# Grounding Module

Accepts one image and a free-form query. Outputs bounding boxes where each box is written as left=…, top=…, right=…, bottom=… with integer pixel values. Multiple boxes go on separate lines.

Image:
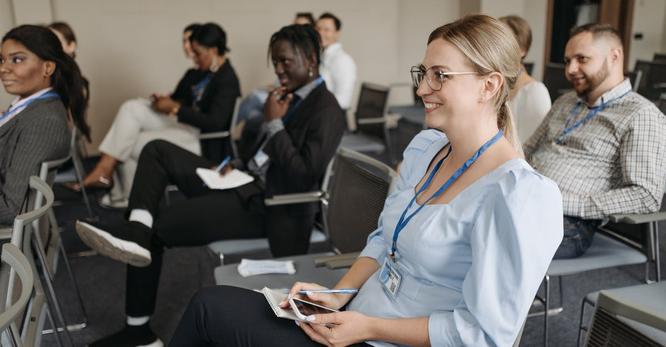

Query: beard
left=573, top=60, right=610, bottom=101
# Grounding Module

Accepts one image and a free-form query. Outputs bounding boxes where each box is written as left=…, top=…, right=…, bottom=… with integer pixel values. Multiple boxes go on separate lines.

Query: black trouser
left=125, top=140, right=266, bottom=317
left=169, top=286, right=371, bottom=347
left=553, top=216, right=599, bottom=259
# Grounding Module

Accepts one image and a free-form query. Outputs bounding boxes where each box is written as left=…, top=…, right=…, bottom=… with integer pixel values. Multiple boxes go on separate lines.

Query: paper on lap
left=196, top=168, right=254, bottom=190
left=262, top=287, right=300, bottom=321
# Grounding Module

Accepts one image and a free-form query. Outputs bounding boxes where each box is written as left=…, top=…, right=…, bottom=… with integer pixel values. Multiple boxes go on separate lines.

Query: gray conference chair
left=33, top=153, right=89, bottom=334
left=205, top=157, right=335, bottom=265
left=0, top=244, right=34, bottom=347
left=533, top=220, right=660, bottom=347
left=214, top=147, right=397, bottom=290
left=53, top=127, right=95, bottom=220
left=634, top=60, right=666, bottom=101
left=543, top=62, right=571, bottom=101
left=5, top=177, right=71, bottom=346
left=584, top=282, right=666, bottom=346
left=340, top=82, right=395, bottom=164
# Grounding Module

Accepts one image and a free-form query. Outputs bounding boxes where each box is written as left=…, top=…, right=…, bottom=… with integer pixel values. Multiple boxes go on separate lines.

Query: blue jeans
left=553, top=216, right=599, bottom=259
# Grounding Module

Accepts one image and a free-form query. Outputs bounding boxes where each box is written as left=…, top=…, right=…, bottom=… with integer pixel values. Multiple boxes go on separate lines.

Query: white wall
left=480, top=0, right=548, bottom=81
left=0, top=0, right=555, bottom=148
left=0, top=0, right=15, bottom=107
left=629, top=0, right=666, bottom=68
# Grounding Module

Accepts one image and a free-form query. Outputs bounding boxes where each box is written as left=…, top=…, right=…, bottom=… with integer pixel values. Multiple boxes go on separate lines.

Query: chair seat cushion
left=547, top=234, right=647, bottom=276
left=207, top=229, right=326, bottom=256
left=341, top=133, right=385, bottom=153
left=214, top=253, right=347, bottom=290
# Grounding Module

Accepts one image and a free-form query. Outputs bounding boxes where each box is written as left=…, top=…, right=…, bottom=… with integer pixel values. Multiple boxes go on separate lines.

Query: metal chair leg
left=544, top=274, right=550, bottom=347
left=71, top=150, right=95, bottom=220
left=57, top=242, right=88, bottom=330
left=45, top=305, right=66, bottom=347
left=577, top=295, right=594, bottom=347
left=653, top=221, right=661, bottom=282
left=32, top=238, right=74, bottom=346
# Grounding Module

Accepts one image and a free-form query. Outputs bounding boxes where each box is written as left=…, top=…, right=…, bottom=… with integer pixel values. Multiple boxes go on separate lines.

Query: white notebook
left=261, top=287, right=300, bottom=321
left=196, top=168, right=254, bottom=190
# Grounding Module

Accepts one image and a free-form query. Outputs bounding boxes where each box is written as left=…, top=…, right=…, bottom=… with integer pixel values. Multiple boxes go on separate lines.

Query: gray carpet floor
left=41, top=181, right=666, bottom=347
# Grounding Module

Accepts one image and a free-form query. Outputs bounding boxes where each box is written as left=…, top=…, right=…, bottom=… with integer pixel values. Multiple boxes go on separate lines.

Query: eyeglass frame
left=410, top=65, right=479, bottom=91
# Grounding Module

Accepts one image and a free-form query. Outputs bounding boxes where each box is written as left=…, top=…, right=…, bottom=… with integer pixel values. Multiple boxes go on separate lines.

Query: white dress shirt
left=320, top=42, right=357, bottom=109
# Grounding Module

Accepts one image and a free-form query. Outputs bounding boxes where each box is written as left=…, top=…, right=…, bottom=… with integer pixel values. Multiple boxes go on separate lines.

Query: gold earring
left=308, top=68, right=313, bottom=78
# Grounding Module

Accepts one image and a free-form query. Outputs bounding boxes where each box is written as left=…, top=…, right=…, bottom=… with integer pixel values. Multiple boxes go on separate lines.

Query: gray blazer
left=0, top=97, right=70, bottom=224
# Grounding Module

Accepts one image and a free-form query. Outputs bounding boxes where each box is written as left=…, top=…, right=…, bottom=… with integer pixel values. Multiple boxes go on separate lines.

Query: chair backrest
left=658, top=96, right=666, bottom=114
left=653, top=53, right=666, bottom=63
left=625, top=70, right=642, bottom=92
left=0, top=244, right=34, bottom=347
left=523, top=61, right=534, bottom=75
left=323, top=147, right=397, bottom=253
left=354, top=82, right=390, bottom=139
left=11, top=177, right=53, bottom=250
left=200, top=97, right=243, bottom=162
left=585, top=283, right=666, bottom=346
left=542, top=62, right=570, bottom=102
left=634, top=60, right=666, bottom=101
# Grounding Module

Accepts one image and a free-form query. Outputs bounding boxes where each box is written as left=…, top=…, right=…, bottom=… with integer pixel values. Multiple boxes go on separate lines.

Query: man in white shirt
left=316, top=12, right=357, bottom=110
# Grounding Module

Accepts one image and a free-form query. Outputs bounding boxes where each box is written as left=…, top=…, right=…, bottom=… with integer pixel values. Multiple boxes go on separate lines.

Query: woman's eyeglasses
left=410, top=66, right=478, bottom=91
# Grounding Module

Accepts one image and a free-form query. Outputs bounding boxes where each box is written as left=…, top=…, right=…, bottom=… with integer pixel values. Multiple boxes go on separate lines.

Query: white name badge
left=253, top=149, right=270, bottom=167
left=379, top=258, right=402, bottom=299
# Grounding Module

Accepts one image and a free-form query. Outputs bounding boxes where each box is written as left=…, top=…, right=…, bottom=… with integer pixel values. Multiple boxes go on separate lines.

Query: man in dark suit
left=75, top=24, right=346, bottom=346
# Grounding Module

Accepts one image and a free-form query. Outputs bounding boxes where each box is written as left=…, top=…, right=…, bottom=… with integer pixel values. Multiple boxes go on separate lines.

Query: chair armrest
left=314, top=252, right=360, bottom=267
left=199, top=131, right=230, bottom=140
left=326, top=258, right=357, bottom=269
left=264, top=191, right=324, bottom=206
left=609, top=211, right=666, bottom=224
left=356, top=117, right=387, bottom=125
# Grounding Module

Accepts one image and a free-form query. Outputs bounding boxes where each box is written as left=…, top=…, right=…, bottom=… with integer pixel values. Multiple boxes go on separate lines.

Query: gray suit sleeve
left=0, top=108, right=70, bottom=224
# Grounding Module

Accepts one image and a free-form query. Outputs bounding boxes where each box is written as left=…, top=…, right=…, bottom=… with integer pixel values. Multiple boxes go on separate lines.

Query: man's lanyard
left=556, top=91, right=629, bottom=144
left=390, top=129, right=505, bottom=259
left=1, top=90, right=60, bottom=123
left=282, top=77, right=324, bottom=124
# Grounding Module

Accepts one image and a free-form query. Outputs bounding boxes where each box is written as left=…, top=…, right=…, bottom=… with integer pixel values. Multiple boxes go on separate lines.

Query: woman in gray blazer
left=0, top=24, right=89, bottom=225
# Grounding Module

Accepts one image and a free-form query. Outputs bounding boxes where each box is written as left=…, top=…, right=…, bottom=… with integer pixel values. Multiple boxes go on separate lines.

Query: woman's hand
left=299, top=311, right=375, bottom=347
left=263, top=86, right=292, bottom=121
left=152, top=95, right=180, bottom=115
left=279, top=282, right=351, bottom=311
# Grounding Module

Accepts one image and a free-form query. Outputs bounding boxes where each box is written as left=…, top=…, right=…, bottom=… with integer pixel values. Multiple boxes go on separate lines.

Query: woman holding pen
left=169, top=15, right=563, bottom=347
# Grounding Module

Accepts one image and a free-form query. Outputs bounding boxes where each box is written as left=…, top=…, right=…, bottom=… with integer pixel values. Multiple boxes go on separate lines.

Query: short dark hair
left=3, top=25, right=90, bottom=140
left=268, top=24, right=321, bottom=66
left=190, top=22, right=229, bottom=53
left=183, top=23, right=201, bottom=34
left=295, top=12, right=316, bottom=26
left=318, top=12, right=341, bottom=31
left=570, top=23, right=622, bottom=46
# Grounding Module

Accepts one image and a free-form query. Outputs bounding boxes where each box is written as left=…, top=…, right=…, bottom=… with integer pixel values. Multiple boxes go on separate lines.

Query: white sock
left=127, top=315, right=150, bottom=326
left=129, top=209, right=153, bottom=229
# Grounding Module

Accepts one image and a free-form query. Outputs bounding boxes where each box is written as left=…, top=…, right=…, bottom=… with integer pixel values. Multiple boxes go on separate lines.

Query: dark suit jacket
left=176, top=61, right=241, bottom=162
left=235, top=82, right=346, bottom=256
left=0, top=98, right=70, bottom=224
left=170, top=68, right=208, bottom=106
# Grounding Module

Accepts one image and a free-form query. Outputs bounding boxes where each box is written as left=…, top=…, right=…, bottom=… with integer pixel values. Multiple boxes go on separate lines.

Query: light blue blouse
left=348, top=130, right=563, bottom=347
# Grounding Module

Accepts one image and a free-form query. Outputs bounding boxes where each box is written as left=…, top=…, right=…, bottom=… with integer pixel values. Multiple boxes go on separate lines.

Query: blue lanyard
left=191, top=73, right=213, bottom=104
left=390, top=129, right=505, bottom=258
left=282, top=77, right=324, bottom=124
left=556, top=91, right=629, bottom=144
left=1, top=91, right=60, bottom=122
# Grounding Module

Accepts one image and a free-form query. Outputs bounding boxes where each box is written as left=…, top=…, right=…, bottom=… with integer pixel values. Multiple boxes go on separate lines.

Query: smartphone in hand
left=289, top=297, right=338, bottom=321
